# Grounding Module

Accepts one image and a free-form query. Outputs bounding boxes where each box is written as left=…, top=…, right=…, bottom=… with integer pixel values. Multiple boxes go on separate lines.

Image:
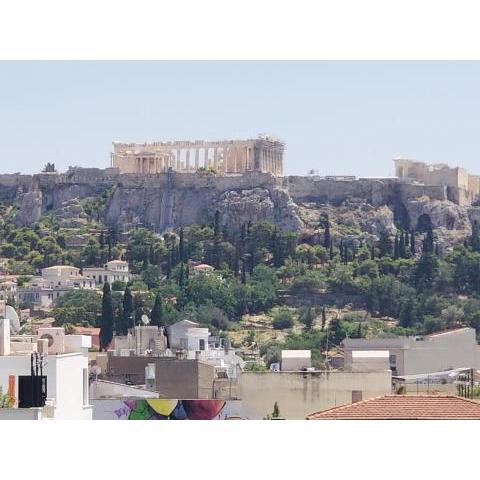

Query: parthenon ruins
left=111, top=134, right=284, bottom=176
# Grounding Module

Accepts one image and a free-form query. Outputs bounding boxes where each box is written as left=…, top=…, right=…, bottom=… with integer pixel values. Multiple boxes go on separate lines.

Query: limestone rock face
left=404, top=196, right=472, bottom=250
left=55, top=199, right=89, bottom=228
left=296, top=199, right=396, bottom=247
left=214, top=188, right=303, bottom=231
left=5, top=170, right=476, bottom=252
left=13, top=190, right=43, bottom=227
left=359, top=205, right=397, bottom=237
left=405, top=196, right=470, bottom=232
left=271, top=188, right=303, bottom=231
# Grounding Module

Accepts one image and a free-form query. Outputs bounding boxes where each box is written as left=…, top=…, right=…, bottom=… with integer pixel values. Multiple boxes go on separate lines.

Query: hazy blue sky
left=1, top=61, right=480, bottom=176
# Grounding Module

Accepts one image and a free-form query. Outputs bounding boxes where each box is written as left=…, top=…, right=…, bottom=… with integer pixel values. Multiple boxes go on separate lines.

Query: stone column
left=195, top=149, right=200, bottom=170
left=185, top=149, right=191, bottom=171
left=213, top=148, right=219, bottom=171
left=176, top=149, right=181, bottom=170
left=204, top=147, right=209, bottom=168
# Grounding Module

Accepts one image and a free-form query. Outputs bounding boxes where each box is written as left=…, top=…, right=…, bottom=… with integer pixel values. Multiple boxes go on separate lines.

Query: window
left=199, top=339, right=205, bottom=351
left=389, top=354, right=397, bottom=373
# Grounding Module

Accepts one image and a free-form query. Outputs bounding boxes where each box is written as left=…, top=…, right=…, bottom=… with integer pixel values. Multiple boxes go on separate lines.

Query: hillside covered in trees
left=2, top=192, right=480, bottom=367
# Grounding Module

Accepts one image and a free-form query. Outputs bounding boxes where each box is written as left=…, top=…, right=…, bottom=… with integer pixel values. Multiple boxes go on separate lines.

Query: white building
left=83, top=260, right=131, bottom=285
left=343, top=327, right=480, bottom=376
left=166, top=320, right=245, bottom=377
left=281, top=350, right=312, bottom=371
left=17, top=265, right=96, bottom=308
left=41, top=265, right=82, bottom=288
left=0, top=321, right=92, bottom=420
left=166, top=319, right=200, bottom=350
left=113, top=325, right=167, bottom=357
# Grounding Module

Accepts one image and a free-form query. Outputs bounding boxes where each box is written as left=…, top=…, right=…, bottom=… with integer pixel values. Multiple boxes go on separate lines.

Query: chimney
left=352, top=390, right=363, bottom=403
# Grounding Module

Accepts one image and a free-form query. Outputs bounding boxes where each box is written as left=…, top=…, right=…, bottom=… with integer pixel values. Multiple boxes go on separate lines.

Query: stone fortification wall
left=285, top=176, right=448, bottom=206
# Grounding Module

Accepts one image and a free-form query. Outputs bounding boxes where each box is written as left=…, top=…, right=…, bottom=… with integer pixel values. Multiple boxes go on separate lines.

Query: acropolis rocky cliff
left=2, top=153, right=480, bottom=252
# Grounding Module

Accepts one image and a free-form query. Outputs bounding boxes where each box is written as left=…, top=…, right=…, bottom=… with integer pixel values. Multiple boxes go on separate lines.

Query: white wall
left=0, top=353, right=92, bottom=420
left=404, top=329, right=480, bottom=375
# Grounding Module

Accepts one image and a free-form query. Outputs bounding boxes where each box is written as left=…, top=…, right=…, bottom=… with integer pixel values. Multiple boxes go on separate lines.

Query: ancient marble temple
left=111, top=134, right=284, bottom=176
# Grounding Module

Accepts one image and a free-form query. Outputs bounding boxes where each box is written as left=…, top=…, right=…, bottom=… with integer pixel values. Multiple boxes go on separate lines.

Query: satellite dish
left=5, top=305, right=20, bottom=334
left=141, top=314, right=150, bottom=325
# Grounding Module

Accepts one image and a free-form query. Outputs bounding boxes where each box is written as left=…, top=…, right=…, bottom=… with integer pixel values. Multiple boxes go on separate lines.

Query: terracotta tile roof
left=74, top=326, right=100, bottom=335
left=307, top=395, right=480, bottom=420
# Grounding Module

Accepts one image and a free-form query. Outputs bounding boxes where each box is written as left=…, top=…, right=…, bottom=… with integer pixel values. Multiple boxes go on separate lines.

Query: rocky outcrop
left=405, top=196, right=471, bottom=232
left=2, top=169, right=476, bottom=247
left=13, top=190, right=43, bottom=227
left=296, top=199, right=397, bottom=247
left=55, top=199, right=89, bottom=228
left=214, top=188, right=302, bottom=231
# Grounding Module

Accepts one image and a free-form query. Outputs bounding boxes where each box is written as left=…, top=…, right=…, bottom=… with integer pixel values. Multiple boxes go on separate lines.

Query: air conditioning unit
left=37, top=327, right=65, bottom=355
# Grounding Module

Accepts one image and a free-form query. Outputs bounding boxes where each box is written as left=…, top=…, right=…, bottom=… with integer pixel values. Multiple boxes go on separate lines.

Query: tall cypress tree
left=179, top=228, right=185, bottom=262
left=323, top=215, right=331, bottom=248
left=410, top=231, right=416, bottom=256
left=179, top=262, right=185, bottom=287
left=122, top=286, right=134, bottom=334
left=150, top=293, right=165, bottom=327
left=303, top=307, right=313, bottom=331
left=393, top=234, right=399, bottom=260
left=470, top=220, right=480, bottom=251
left=241, top=260, right=247, bottom=284
left=233, top=243, right=240, bottom=277
left=378, top=231, right=392, bottom=257
left=240, top=223, right=246, bottom=256
left=399, top=231, right=406, bottom=258
left=100, top=282, right=114, bottom=351
left=213, top=210, right=221, bottom=243
left=423, top=227, right=434, bottom=254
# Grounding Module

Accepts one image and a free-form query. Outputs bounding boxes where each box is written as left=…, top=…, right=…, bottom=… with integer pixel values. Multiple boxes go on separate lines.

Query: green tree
left=100, top=282, right=114, bottom=351
left=150, top=293, right=165, bottom=327
left=121, top=286, right=134, bottom=334
left=272, top=402, right=280, bottom=418
left=321, top=306, right=327, bottom=331
left=378, top=231, right=393, bottom=257
left=300, top=306, right=314, bottom=331
left=52, top=290, right=102, bottom=326
left=272, top=309, right=294, bottom=330
left=321, top=214, right=331, bottom=249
